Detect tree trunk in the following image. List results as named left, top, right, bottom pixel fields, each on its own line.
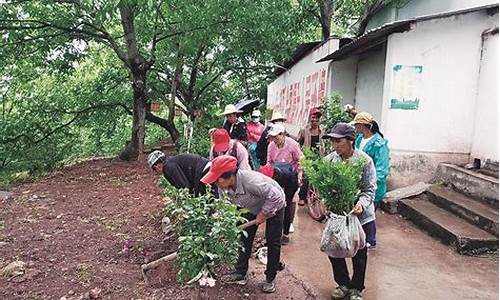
left=318, top=0, right=334, bottom=41
left=118, top=1, right=150, bottom=161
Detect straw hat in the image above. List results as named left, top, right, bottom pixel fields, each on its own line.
left=220, top=104, right=243, bottom=116
left=270, top=111, right=286, bottom=122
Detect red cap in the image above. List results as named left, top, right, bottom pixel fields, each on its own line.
left=212, top=128, right=230, bottom=152
left=200, top=155, right=238, bottom=184
left=310, top=107, right=322, bottom=117
left=258, top=165, right=274, bottom=178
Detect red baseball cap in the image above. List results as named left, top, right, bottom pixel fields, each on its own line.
left=200, top=155, right=238, bottom=184
left=258, top=165, right=274, bottom=178
left=212, top=128, right=230, bottom=152
left=310, top=107, right=322, bottom=117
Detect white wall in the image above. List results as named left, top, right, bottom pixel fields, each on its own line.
left=354, top=47, right=386, bottom=122
left=365, top=0, right=498, bottom=32
left=381, top=10, right=498, bottom=156
left=329, top=56, right=357, bottom=106
left=471, top=30, right=498, bottom=161
left=267, top=39, right=339, bottom=135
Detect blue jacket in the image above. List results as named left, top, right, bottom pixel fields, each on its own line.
left=355, top=133, right=390, bottom=202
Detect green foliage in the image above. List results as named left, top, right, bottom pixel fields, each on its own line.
left=176, top=112, right=221, bottom=158
left=321, top=92, right=353, bottom=131
left=164, top=188, right=246, bottom=284
left=301, top=149, right=364, bottom=214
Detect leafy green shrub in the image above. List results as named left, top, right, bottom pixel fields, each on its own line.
left=321, top=92, right=352, bottom=131
left=301, top=149, right=364, bottom=214
left=176, top=113, right=221, bottom=158
left=164, top=185, right=246, bottom=285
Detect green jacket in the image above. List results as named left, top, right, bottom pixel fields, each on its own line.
left=355, top=133, right=390, bottom=202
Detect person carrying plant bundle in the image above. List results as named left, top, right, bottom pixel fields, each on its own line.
left=222, top=104, right=248, bottom=144
left=353, top=112, right=390, bottom=250
left=147, top=151, right=210, bottom=196
left=246, top=110, right=265, bottom=170
left=297, top=107, right=324, bottom=206
left=200, top=155, right=286, bottom=293
left=267, top=123, right=303, bottom=241
left=322, top=122, right=376, bottom=300
left=255, top=111, right=287, bottom=166
left=258, top=163, right=299, bottom=245
left=209, top=128, right=251, bottom=170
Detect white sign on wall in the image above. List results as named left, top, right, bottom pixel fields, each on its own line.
left=389, top=64, right=423, bottom=110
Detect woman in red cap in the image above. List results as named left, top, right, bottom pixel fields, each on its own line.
left=201, top=155, right=285, bottom=294
left=209, top=128, right=251, bottom=170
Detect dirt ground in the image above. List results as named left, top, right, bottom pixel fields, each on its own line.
left=0, top=158, right=314, bottom=300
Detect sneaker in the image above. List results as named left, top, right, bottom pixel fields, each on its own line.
left=289, top=224, right=295, bottom=233
left=366, top=242, right=377, bottom=251
left=281, top=235, right=290, bottom=245
left=349, top=289, right=363, bottom=300
left=262, top=279, right=276, bottom=293
left=331, top=285, right=350, bottom=299
left=221, top=272, right=247, bottom=285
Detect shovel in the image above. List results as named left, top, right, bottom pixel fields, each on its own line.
left=141, top=219, right=259, bottom=284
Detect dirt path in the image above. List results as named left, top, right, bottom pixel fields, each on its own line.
left=0, top=158, right=314, bottom=300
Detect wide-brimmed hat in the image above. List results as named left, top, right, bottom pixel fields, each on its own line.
left=353, top=112, right=373, bottom=125
left=200, top=155, right=238, bottom=184
left=267, top=124, right=286, bottom=137
left=322, top=123, right=356, bottom=140
left=220, top=104, right=243, bottom=116
left=212, top=128, right=230, bottom=152
left=270, top=111, right=286, bottom=122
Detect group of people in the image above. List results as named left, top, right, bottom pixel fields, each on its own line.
left=146, top=103, right=390, bottom=300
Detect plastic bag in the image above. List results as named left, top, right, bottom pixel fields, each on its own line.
left=319, top=213, right=366, bottom=258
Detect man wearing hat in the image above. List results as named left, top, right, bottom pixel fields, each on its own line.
left=146, top=151, right=210, bottom=196
left=209, top=128, right=251, bottom=170
left=200, top=155, right=286, bottom=293
left=255, top=111, right=287, bottom=166
left=246, top=110, right=265, bottom=170
left=222, top=104, right=248, bottom=143
left=322, top=122, right=377, bottom=300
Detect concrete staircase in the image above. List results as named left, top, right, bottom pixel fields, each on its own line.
left=399, top=163, right=499, bottom=255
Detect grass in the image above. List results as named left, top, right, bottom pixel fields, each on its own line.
left=76, top=263, right=94, bottom=285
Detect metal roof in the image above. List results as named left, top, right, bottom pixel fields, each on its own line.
left=273, top=42, right=321, bottom=76
left=317, top=3, right=499, bottom=63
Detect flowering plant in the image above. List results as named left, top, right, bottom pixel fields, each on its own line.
left=163, top=185, right=246, bottom=285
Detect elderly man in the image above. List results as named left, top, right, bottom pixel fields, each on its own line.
left=147, top=151, right=210, bottom=196
left=201, top=155, right=285, bottom=293
left=222, top=104, right=248, bottom=142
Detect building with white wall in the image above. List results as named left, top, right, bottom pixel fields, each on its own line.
left=268, top=0, right=498, bottom=188
left=319, top=2, right=498, bottom=188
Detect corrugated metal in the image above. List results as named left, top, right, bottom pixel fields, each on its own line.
left=317, top=3, right=499, bottom=63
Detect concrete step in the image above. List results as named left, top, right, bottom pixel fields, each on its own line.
left=427, top=185, right=499, bottom=236
left=399, top=196, right=498, bottom=255
left=435, top=163, right=498, bottom=207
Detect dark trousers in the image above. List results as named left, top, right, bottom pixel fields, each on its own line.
left=283, top=183, right=299, bottom=235
left=298, top=176, right=309, bottom=201
left=328, top=221, right=375, bottom=291
left=235, top=208, right=284, bottom=282
left=365, top=219, right=376, bottom=246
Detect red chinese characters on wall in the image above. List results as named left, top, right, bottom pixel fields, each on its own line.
left=272, top=67, right=327, bottom=127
